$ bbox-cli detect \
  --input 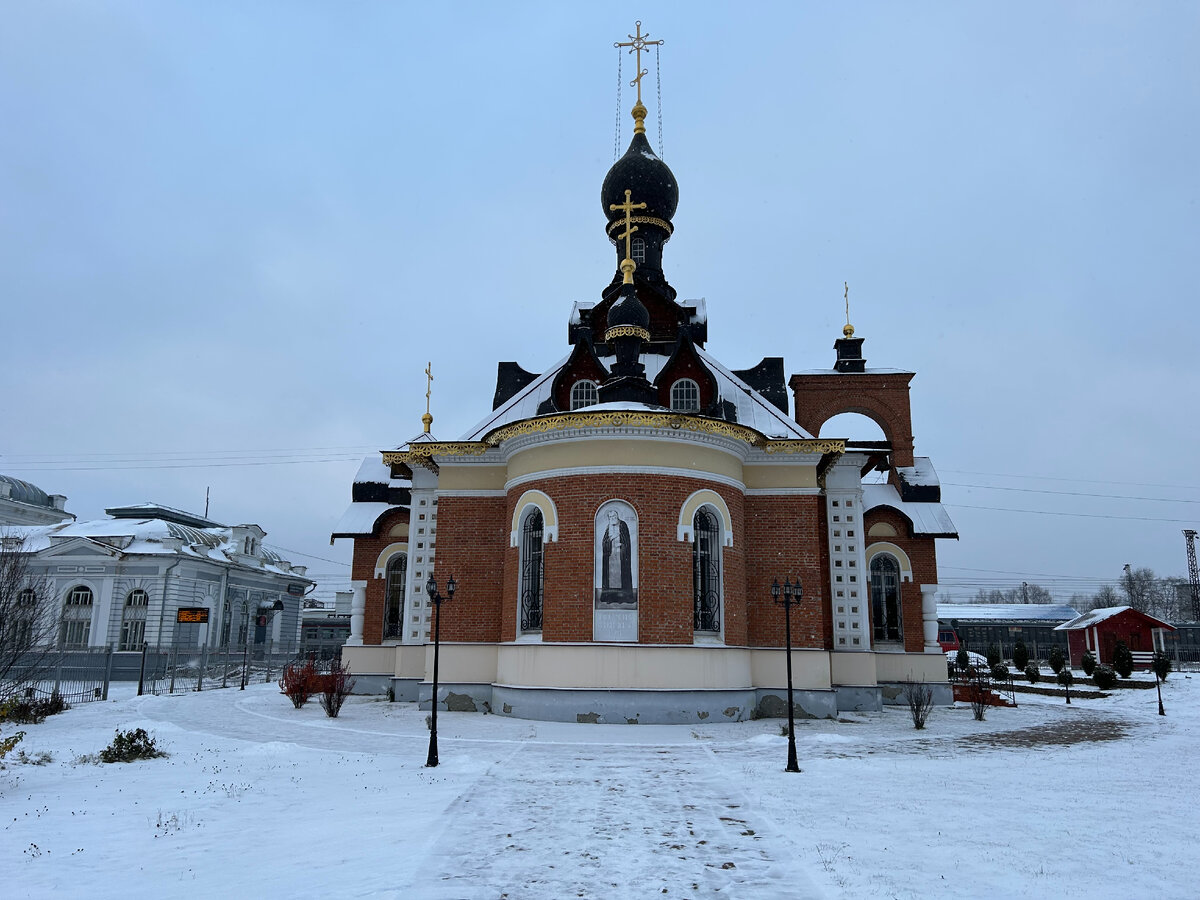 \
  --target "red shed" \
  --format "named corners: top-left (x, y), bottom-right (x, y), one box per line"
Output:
top-left (1054, 606), bottom-right (1175, 670)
